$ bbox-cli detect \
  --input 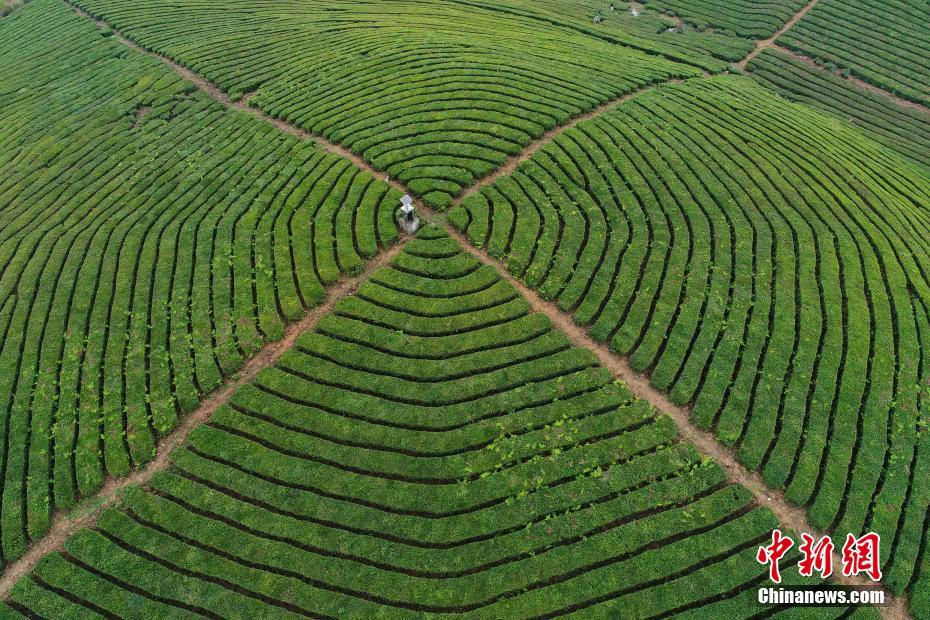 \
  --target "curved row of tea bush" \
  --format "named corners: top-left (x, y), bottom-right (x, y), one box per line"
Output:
top-left (0, 0), bottom-right (398, 566)
top-left (68, 0), bottom-right (711, 209)
top-left (748, 49), bottom-right (930, 171)
top-left (780, 0), bottom-right (930, 107)
top-left (450, 76), bottom-right (930, 616)
top-left (1, 229), bottom-right (874, 619)
top-left (641, 0), bottom-right (808, 39)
